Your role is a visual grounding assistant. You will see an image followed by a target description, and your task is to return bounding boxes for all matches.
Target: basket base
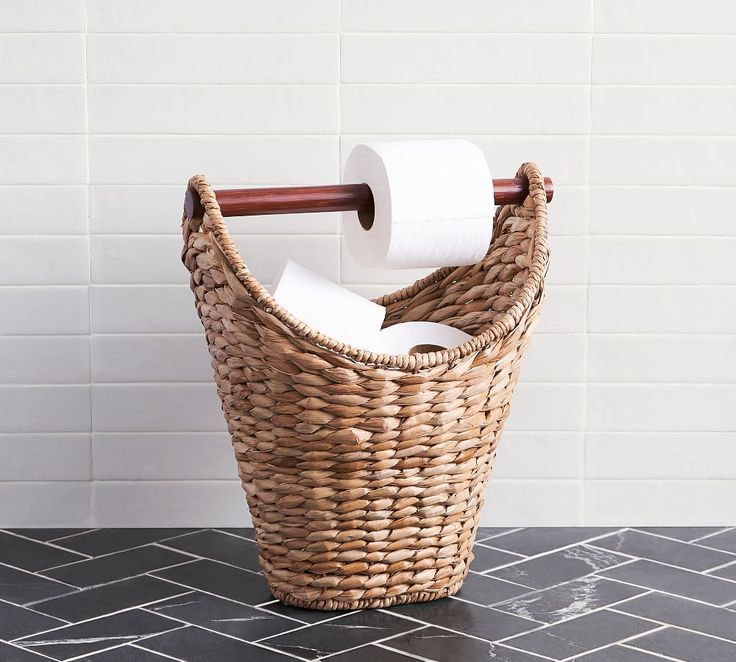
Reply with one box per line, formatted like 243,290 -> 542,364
270,579 -> 463,611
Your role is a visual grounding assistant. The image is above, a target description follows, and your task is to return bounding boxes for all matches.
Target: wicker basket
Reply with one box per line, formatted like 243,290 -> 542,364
181,162 -> 549,610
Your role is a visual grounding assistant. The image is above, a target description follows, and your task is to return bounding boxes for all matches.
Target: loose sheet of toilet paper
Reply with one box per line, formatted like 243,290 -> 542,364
342,139 -> 494,270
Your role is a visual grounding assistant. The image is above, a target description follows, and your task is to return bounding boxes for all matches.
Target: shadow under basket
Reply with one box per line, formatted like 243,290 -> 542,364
181,162 -> 550,610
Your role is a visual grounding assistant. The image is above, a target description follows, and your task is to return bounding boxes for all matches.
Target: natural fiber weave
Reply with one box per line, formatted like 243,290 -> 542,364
181,162 -> 549,610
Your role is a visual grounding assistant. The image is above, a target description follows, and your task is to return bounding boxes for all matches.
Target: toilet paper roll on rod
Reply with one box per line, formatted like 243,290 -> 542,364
184,173 -> 552,220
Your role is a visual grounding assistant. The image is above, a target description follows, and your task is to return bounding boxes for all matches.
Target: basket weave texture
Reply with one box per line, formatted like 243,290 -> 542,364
181,162 -> 549,610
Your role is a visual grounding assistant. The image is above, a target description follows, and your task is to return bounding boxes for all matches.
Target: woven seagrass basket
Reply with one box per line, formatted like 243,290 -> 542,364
181,162 -> 549,610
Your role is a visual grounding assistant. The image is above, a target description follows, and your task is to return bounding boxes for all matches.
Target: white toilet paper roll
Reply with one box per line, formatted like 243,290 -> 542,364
272,260 -> 386,348
342,139 -> 494,269
368,321 -> 472,355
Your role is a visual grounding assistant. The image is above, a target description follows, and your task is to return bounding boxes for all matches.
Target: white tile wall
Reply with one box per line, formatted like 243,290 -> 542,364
1,1 -> 734,527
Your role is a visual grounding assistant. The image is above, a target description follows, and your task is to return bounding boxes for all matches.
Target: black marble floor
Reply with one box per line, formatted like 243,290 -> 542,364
0,527 -> 735,661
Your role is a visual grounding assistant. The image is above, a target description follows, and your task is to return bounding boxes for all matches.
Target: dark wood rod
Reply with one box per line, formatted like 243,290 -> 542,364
184,177 -> 553,220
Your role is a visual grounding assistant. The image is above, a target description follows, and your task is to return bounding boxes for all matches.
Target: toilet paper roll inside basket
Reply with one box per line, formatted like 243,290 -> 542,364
342,139 -> 494,269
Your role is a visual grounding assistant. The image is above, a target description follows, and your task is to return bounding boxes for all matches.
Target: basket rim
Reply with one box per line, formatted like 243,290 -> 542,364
184,161 -> 549,371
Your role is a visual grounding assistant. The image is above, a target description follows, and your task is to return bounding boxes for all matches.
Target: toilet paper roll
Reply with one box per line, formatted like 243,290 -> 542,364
272,260 -> 386,348
368,321 -> 472,355
342,139 -> 494,269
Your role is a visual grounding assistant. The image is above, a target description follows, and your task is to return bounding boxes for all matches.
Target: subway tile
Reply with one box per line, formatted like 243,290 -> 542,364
0,287 -> 89,336
590,238 -> 736,284
0,482 -> 91,527
586,433 -> 736,479
584,480 -> 736,525
92,234 -> 338,285
588,335 -> 736,383
0,186 -> 87,235
91,335 -> 211,383
493,432 -> 583,479
593,87 -> 736,135
93,433 -> 234,480
587,384 -> 736,432
486,528 -> 616,556
588,286 -> 736,333
341,135 -> 590,186
547,236 -> 587,284
0,386 -> 90,433
595,0 -> 736,33
89,85 -> 338,134
506,383 -> 585,431
590,187 -> 736,236
92,481 -> 248,527
482,480 -> 583,526
630,627 -> 736,662
342,0 -> 592,32
0,434 -> 90,480
0,35 -> 84,83
90,185 -> 339,234
89,135 -> 338,185
341,85 -> 590,134
88,0 -> 338,32
518,334 -> 586,382
92,384 -> 225,432
0,136 -> 87,184
342,34 -> 590,83
90,286 -> 200,333
546,186 -> 588,235
592,137 -> 736,186
0,0 -> 85,31
0,237 -> 89,285
594,36 -> 736,84
537,286 -> 587,333
0,336 -> 90,384
0,86 -> 86,134
87,35 -> 338,84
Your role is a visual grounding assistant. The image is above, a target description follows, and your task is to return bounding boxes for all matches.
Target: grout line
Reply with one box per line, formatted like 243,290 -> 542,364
558,625 -> 671,662
316,625 -> 430,660
619,643 -> 684,662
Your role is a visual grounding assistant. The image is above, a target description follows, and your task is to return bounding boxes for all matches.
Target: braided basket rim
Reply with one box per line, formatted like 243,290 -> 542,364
184,161 -> 549,371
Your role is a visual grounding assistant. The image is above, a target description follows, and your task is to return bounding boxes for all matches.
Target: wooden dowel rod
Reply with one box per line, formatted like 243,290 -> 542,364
184,177 -> 553,220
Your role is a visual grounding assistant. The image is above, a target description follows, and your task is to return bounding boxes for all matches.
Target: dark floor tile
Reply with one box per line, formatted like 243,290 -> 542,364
387,596 -> 539,641
470,544 -> 525,572
260,609 -> 419,660
637,527 -> 730,542
330,644 -> 416,661
52,529 -> 195,557
259,600 -> 358,624
0,532 -> 87,572
0,599 -> 66,641
41,544 -> 193,588
493,575 -> 646,624
213,527 -> 255,540
0,641 -> 52,661
630,625 -> 736,662
615,591 -> 736,643
163,529 -> 261,573
601,558 -> 736,606
710,561 -> 736,581
139,625 -> 295,661
455,572 -> 530,606
572,644 -> 669,661
13,608 -> 181,660
490,544 -> 631,590
154,558 -> 272,605
487,528 -> 617,556
72,644 -> 172,660
384,625 -> 544,661
505,609 -> 657,659
147,590 -> 301,641
697,528 -> 736,554
8,530 -> 86,543
591,529 -> 734,571
475,527 -> 518,543
0,563 -> 75,605
32,575 -> 191,622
